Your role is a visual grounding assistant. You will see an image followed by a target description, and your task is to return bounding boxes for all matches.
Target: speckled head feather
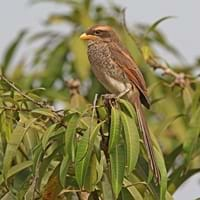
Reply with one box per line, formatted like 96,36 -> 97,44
85,25 -> 120,42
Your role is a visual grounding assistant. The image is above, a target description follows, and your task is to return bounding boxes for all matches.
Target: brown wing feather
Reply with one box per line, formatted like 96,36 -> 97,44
109,42 -> 150,108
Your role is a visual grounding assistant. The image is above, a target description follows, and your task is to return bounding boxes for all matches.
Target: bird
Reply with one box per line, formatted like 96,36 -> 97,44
80,25 -> 161,183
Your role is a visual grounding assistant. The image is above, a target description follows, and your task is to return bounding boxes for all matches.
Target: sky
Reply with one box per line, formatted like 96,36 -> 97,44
0,0 -> 200,199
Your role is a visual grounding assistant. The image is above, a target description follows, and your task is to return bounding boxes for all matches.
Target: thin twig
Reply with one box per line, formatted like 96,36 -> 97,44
59,188 -> 87,196
0,74 -> 65,119
89,93 -> 98,135
0,106 -> 30,112
147,57 -> 187,87
0,75 -> 46,108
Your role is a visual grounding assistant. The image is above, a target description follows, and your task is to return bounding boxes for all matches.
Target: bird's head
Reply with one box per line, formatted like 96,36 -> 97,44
80,25 -> 119,43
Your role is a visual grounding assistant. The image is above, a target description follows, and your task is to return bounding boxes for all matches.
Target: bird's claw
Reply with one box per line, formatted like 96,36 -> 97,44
102,93 -> 117,107
102,93 -> 116,99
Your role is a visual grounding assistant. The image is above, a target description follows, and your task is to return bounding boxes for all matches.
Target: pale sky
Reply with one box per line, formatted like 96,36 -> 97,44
0,0 -> 200,199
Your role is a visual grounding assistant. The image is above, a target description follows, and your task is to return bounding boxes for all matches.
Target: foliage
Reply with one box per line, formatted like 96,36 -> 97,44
0,0 -> 200,199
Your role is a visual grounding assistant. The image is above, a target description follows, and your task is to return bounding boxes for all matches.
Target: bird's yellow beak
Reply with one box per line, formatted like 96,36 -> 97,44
80,33 -> 97,40
80,33 -> 89,40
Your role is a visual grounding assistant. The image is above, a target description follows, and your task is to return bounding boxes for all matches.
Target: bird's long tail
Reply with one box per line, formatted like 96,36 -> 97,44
133,95 -> 161,183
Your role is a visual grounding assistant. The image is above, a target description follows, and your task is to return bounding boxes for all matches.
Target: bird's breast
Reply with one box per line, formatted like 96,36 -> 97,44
87,42 -> 111,70
87,42 -> 130,95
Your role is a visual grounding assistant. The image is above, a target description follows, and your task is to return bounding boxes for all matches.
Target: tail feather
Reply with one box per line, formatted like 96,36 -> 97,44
133,95 -> 161,183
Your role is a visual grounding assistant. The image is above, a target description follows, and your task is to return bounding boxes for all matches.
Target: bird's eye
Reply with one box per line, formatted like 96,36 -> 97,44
94,30 -> 101,35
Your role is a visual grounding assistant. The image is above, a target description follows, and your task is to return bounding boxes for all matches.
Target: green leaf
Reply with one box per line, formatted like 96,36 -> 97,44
64,113 -> 80,161
75,133 -> 91,187
108,106 -> 121,152
0,161 -> 32,185
120,111 -> 140,174
23,125 -> 39,155
42,40 -> 68,87
1,192 -> 15,200
120,188 -> 135,200
59,154 -> 70,187
168,167 -> 200,194
96,152 -> 104,183
123,180 -> 143,200
75,122 -> 103,187
37,145 -> 62,188
75,129 -> 90,186
102,173 -> 114,200
191,84 -> 200,114
110,144 -> 125,199
182,86 -> 193,108
119,99 -> 136,118
42,124 -> 58,149
47,14 -> 70,24
184,107 -> 200,164
154,148 -> 167,200
144,16 -> 176,39
32,143 -> 43,175
155,114 -> 183,136
2,30 -> 27,73
166,191 -> 174,200
84,152 -> 98,191
70,33 -> 90,79
165,144 -> 182,171
2,119 -> 36,179
31,108 -> 56,118
0,110 -> 13,141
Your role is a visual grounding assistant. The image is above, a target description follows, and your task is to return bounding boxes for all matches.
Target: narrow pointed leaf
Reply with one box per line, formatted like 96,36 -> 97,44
75,122 -> 103,187
121,111 -> 140,174
59,154 -> 70,187
3,119 -> 36,179
110,144 -> 125,199
155,114 -> 183,136
109,106 -> 121,152
144,16 -> 176,39
84,152 -> 98,191
154,148 -> 167,200
119,99 -> 136,118
42,124 -> 58,149
64,113 -> 80,161
2,30 -> 27,73
31,108 -> 56,118
0,161 -> 32,185
123,179 -> 143,200
102,173 -> 114,200
184,107 -> 200,163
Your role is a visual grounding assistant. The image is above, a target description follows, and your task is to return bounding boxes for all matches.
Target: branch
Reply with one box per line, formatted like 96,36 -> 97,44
0,75 -> 48,108
147,57 -> 188,88
0,74 -> 65,124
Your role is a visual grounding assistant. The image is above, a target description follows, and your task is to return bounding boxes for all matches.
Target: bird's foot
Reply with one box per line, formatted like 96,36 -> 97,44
102,93 -> 116,99
102,93 -> 117,107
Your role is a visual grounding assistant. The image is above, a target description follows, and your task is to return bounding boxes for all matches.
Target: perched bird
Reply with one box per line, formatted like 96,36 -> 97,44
80,25 -> 161,183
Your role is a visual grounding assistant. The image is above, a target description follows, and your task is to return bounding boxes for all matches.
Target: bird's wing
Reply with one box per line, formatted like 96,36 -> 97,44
109,42 -> 150,108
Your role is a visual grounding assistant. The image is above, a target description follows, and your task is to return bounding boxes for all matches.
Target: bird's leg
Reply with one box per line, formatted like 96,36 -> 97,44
102,85 -> 132,107
116,85 -> 132,99
102,85 -> 132,101
102,93 -> 116,99
102,93 -> 116,107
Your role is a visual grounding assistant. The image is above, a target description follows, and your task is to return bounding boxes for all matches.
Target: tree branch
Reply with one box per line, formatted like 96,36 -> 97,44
0,74 -> 65,125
